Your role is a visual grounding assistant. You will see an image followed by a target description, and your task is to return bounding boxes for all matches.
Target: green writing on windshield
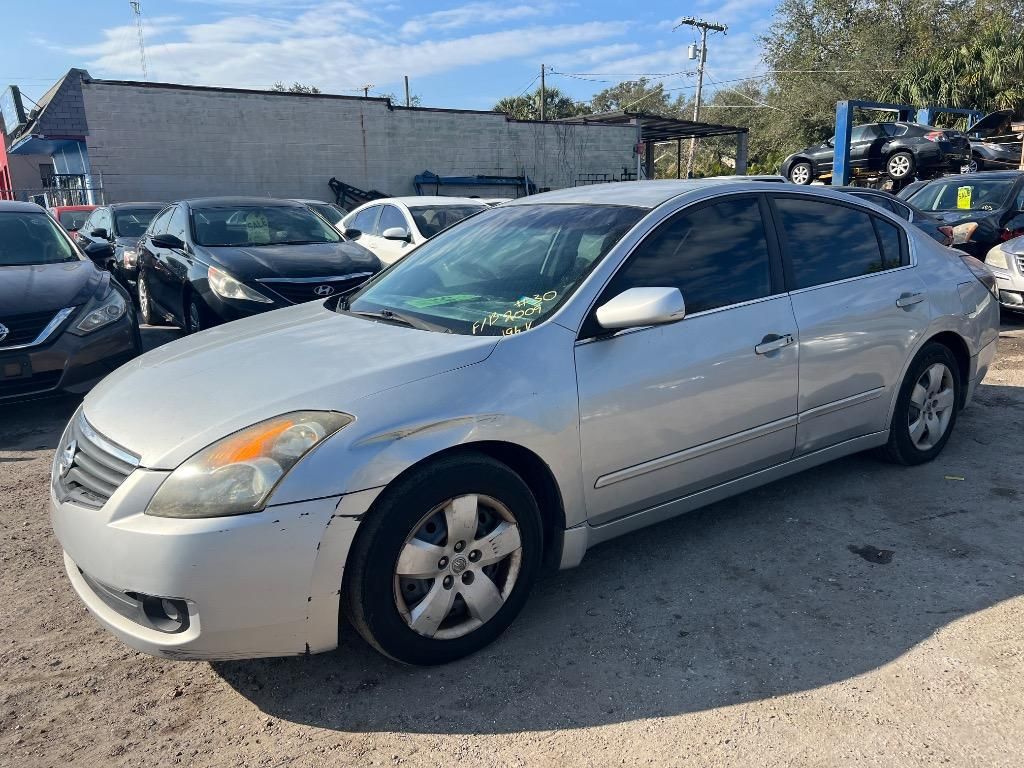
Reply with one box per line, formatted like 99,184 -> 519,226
407,294 -> 481,309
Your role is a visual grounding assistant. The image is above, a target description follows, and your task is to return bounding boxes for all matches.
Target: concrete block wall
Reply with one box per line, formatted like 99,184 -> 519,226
80,81 -> 636,204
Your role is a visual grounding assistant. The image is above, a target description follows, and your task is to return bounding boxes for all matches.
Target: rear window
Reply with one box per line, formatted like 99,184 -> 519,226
408,204 -> 485,238
907,178 -> 1016,212
0,211 -> 79,266
58,210 -> 90,230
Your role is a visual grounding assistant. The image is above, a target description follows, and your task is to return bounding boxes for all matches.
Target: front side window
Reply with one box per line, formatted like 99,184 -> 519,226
350,206 -> 381,235
348,204 -> 644,335
598,196 -> 773,316
408,204 -> 485,238
147,207 -> 174,236
191,205 -> 341,247
774,197 -> 901,289
168,206 -> 190,243
114,208 -> 160,238
378,205 -> 408,233
0,211 -> 79,266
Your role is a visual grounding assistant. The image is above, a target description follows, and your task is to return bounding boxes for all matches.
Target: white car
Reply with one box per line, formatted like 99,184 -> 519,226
341,196 -> 486,265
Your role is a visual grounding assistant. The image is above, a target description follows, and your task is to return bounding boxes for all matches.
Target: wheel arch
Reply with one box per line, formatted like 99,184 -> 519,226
925,330 -> 971,408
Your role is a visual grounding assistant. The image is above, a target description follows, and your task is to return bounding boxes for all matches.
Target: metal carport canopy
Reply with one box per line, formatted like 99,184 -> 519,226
558,110 -> 749,176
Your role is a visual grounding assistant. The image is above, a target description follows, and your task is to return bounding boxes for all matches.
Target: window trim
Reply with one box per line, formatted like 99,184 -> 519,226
577,192 -> 785,341
766,192 -> 912,294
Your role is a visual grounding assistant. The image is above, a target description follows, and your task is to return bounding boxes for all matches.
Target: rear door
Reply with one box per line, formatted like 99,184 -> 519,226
575,193 -> 799,524
850,124 -> 884,170
768,193 -> 930,454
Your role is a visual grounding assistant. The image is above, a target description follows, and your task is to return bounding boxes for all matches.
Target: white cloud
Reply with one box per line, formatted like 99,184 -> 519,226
71,3 -> 627,94
399,2 -> 558,38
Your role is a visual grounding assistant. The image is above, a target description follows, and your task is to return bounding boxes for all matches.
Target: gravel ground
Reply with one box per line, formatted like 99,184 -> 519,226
1,322 -> 1023,768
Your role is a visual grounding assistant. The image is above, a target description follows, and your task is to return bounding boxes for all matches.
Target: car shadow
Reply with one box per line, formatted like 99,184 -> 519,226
213,378 -> 1024,735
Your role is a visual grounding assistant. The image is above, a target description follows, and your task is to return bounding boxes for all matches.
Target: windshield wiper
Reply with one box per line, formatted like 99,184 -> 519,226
348,309 -> 448,333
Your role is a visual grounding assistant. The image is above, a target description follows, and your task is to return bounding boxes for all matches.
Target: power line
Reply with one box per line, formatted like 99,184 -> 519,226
675,15 -> 727,178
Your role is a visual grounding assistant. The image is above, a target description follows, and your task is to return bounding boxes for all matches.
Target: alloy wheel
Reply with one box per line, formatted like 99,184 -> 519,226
961,158 -> 979,174
137,274 -> 151,324
908,363 -> 955,450
394,493 -> 523,640
888,154 -> 912,178
790,163 -> 811,184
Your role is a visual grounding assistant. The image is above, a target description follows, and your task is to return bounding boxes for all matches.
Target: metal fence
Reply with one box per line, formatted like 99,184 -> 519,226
0,185 -> 106,207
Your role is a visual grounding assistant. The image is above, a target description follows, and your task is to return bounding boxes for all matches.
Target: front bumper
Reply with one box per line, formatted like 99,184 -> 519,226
0,314 -> 140,402
987,258 -> 1024,311
50,460 -> 373,659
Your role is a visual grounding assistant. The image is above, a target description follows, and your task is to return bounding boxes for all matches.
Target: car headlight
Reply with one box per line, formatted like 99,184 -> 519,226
950,222 -> 978,245
145,411 -> 352,518
71,287 -> 128,335
985,245 -> 1009,270
208,265 -> 273,303
122,247 -> 138,269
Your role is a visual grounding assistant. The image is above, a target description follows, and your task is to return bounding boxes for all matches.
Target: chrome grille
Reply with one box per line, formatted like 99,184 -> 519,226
0,307 -> 75,350
1016,254 -> 1024,273
257,273 -> 375,304
56,411 -> 140,508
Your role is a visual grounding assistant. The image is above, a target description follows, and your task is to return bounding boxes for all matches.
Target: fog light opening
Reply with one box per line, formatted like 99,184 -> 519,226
142,596 -> 189,633
999,290 -> 1023,307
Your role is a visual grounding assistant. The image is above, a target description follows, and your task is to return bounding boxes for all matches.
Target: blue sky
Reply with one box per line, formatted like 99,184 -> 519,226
1,0 -> 777,111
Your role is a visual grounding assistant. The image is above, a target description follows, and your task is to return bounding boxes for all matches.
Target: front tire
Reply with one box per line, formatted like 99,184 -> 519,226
881,342 -> 961,465
789,160 -> 813,185
344,454 -> 543,665
184,293 -> 208,334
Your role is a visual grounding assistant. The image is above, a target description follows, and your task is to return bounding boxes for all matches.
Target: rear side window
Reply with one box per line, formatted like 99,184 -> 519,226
601,195 -> 773,315
773,197 -> 902,289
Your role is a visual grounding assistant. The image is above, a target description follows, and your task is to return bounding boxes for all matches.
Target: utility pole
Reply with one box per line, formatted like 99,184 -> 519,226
129,1 -> 149,80
362,83 -> 373,98
676,16 -> 726,178
404,75 -> 411,107
539,64 -> 546,121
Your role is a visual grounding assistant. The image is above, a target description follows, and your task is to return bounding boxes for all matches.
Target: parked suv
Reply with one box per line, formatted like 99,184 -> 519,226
782,122 -> 970,184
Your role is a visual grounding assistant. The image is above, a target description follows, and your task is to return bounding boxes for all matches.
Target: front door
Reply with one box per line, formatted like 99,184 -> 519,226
769,194 -> 931,454
375,204 -> 415,264
575,194 -> 799,525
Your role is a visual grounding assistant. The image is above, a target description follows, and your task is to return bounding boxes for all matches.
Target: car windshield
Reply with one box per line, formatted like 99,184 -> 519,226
408,204 -> 486,238
191,205 -> 342,246
907,178 -> 1017,211
0,211 -> 80,266
114,208 -> 160,238
347,204 -> 645,336
308,203 -> 346,225
58,210 -> 90,230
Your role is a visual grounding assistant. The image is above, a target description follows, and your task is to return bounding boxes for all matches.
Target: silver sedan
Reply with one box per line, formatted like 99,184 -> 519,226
50,180 -> 1000,665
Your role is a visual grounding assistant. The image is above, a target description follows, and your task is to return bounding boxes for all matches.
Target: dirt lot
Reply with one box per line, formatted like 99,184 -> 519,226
1,324 -> 1023,768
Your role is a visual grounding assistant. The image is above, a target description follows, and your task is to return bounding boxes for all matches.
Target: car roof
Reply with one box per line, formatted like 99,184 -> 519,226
503,179 -> 798,209
108,202 -> 166,209
0,200 -> 47,213
291,198 -> 332,205
928,170 -> 1024,181
369,196 -> 489,207
182,196 -> 306,208
49,205 -> 95,211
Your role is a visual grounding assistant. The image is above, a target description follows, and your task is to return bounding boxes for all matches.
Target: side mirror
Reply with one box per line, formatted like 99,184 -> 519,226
824,138 -> 834,147
83,240 -> 114,261
382,226 -> 411,242
90,227 -> 109,240
595,287 -> 686,331
150,233 -> 185,250
343,227 -> 362,239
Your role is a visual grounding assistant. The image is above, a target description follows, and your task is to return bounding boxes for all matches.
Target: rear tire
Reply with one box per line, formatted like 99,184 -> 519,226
136,269 -> 165,326
343,453 -> 543,665
886,151 -> 915,181
880,342 -> 961,466
788,161 -> 813,185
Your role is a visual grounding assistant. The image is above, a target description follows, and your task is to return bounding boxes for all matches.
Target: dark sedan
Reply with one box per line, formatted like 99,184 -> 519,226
0,201 -> 140,402
840,187 -> 953,246
74,202 -> 164,290
135,197 -> 383,333
898,171 -> 1024,259
781,122 -> 970,185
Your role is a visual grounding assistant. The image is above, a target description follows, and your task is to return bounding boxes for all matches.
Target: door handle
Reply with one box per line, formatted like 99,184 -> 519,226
896,291 -> 925,308
755,333 -> 794,355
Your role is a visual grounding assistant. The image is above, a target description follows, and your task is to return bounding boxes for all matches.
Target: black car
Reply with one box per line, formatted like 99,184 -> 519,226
781,122 -> 970,185
135,197 -> 383,333
840,187 -> 953,246
74,202 -> 165,291
0,201 -> 140,402
897,171 -> 1024,258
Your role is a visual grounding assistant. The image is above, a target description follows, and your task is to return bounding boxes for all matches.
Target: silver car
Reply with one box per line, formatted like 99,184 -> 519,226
985,237 -> 1024,311
50,180 -> 1000,665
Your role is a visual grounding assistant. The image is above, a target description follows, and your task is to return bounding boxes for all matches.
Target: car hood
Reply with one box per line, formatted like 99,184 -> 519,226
967,109 -> 1013,137
0,260 -> 107,314
198,241 -> 381,280
928,209 -> 1002,225
83,301 -> 498,468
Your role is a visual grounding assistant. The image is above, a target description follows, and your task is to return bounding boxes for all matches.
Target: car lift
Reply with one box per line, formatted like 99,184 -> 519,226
832,100 -> 983,186
413,170 -> 537,198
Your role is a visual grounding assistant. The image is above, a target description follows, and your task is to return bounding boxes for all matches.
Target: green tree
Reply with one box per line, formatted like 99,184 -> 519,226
493,86 -> 588,120
271,81 -> 321,94
589,77 -> 681,115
